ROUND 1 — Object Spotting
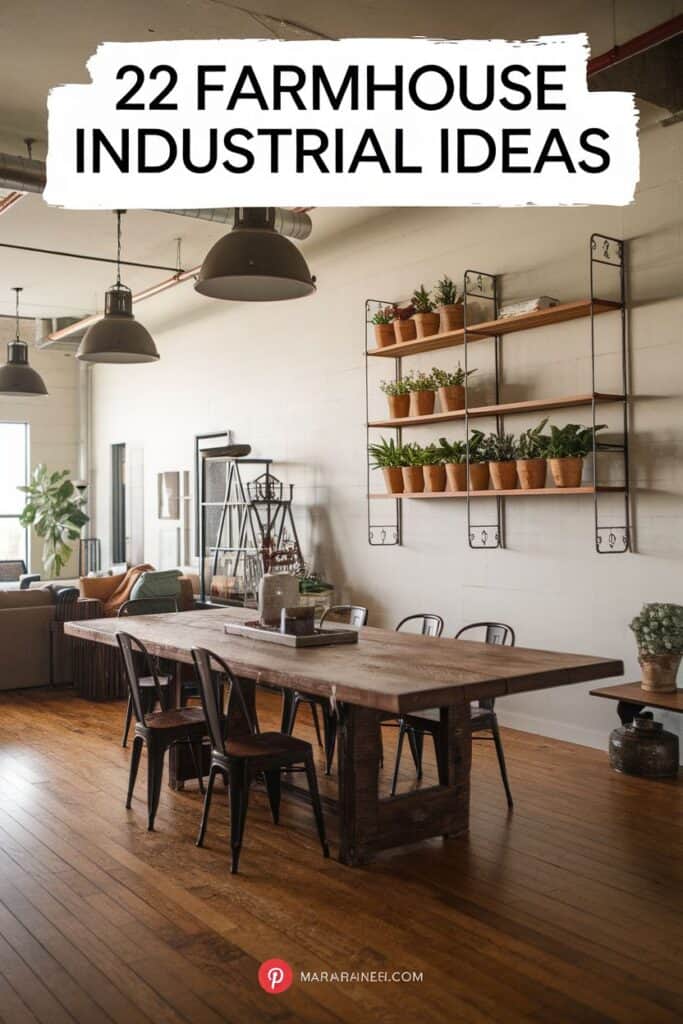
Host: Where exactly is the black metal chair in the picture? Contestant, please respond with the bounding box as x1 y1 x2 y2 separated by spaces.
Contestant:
119 596 180 747
392 622 516 806
118 632 207 831
383 614 445 793
192 646 329 873
282 605 369 775
0 559 27 583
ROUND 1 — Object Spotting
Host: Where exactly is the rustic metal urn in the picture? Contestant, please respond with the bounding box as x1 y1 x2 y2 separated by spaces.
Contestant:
608 713 679 777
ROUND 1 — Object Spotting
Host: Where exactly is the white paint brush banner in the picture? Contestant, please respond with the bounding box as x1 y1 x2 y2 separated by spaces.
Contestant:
45 35 639 209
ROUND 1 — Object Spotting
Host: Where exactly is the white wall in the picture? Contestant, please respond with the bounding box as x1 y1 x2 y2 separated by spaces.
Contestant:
90 102 683 751
0 320 81 577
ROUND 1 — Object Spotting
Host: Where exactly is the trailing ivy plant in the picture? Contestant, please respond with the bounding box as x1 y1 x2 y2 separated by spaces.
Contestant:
437 438 467 464
379 377 411 397
18 465 89 577
431 364 475 388
545 423 607 459
515 418 550 460
630 603 683 656
411 284 435 314
434 275 460 307
486 432 517 463
368 437 403 469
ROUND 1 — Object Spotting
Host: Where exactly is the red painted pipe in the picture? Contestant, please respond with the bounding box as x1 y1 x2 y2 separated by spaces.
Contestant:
588 14 683 76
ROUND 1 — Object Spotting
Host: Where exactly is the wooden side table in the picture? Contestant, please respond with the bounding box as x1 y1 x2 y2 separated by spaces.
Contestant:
590 681 683 724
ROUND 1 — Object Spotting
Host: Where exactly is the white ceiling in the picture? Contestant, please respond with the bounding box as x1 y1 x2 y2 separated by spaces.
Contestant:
0 0 677 321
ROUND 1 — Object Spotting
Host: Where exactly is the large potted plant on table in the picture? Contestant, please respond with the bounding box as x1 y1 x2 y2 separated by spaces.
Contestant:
515 418 549 489
545 423 606 488
434 275 464 333
368 437 404 495
630 603 683 693
18 465 89 577
411 285 440 339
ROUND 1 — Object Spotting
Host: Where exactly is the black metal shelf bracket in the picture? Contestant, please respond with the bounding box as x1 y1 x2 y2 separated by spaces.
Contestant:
366 299 402 546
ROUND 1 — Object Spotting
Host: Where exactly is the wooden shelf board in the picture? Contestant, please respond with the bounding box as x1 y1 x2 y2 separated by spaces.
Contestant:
368 392 625 429
367 300 622 358
369 486 625 500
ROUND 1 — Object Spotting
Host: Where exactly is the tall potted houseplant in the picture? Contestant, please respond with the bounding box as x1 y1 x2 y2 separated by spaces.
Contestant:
487 432 518 490
368 437 404 495
371 305 395 349
515 418 549 489
393 302 416 344
406 370 437 417
438 437 467 492
431 364 476 412
411 285 440 339
422 445 447 493
467 429 491 491
630 603 683 693
545 423 606 488
379 376 411 418
434 275 464 333
18 465 89 577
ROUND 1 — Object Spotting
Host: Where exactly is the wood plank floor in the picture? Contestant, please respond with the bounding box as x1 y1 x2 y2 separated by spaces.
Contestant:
0 687 681 1024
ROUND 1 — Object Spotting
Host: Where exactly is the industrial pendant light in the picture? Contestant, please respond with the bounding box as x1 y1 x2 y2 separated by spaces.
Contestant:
77 211 159 363
0 287 48 397
195 207 316 301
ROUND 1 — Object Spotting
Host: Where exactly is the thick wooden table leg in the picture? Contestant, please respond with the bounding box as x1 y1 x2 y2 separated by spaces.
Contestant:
338 699 471 866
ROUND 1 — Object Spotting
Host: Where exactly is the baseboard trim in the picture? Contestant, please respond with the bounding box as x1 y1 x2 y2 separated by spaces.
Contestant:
494 708 609 751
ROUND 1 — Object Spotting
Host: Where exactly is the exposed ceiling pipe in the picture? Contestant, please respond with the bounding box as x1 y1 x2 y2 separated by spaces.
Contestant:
0 151 312 238
0 191 25 216
587 13 682 75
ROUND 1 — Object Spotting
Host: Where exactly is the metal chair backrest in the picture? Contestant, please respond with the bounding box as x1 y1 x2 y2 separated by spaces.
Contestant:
0 559 26 582
117 631 167 727
191 647 257 755
118 597 179 617
320 604 369 628
396 613 444 637
455 621 515 709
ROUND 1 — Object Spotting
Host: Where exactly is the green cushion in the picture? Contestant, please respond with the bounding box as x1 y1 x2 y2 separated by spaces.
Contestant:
129 569 181 602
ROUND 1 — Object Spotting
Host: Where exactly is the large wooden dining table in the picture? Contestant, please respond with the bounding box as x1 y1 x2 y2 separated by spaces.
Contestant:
65 608 623 865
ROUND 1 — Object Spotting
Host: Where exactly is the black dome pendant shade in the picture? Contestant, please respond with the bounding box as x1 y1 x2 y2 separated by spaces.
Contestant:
77 211 159 364
0 287 48 397
195 208 316 301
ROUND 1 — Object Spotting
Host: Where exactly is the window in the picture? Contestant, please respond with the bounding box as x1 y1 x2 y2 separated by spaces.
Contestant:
0 422 29 565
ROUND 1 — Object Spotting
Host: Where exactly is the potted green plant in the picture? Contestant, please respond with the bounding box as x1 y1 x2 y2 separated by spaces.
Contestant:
438 437 467 491
630 603 683 693
392 302 417 344
368 437 404 495
431 364 476 412
411 285 440 339
18 465 89 577
371 305 395 349
406 370 437 417
486 432 518 490
379 376 411 418
399 442 426 493
515 418 550 489
545 423 606 487
434 275 464 333
467 429 491 491
422 445 447 493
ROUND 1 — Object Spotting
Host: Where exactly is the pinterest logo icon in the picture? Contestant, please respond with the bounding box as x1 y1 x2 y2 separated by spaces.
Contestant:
258 959 293 995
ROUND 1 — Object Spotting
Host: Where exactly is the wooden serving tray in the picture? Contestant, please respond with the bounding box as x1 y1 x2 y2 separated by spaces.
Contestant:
224 620 359 648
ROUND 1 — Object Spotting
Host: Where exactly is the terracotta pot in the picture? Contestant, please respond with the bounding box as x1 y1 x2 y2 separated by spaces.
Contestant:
516 458 547 490
469 463 490 492
394 318 417 344
373 323 395 349
387 393 410 419
439 304 465 333
423 465 446 492
549 456 584 488
382 467 404 495
638 653 681 693
438 384 465 412
409 390 436 417
445 463 467 492
412 312 440 339
401 466 425 493
489 461 518 491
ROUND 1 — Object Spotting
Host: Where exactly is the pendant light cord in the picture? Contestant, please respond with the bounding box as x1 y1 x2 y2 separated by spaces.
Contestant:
115 211 122 287
13 286 22 341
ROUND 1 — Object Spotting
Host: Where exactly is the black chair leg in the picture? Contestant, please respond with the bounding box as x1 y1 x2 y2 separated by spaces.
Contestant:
322 704 337 775
196 763 219 847
491 718 514 809
284 694 300 736
121 696 133 748
126 736 143 807
187 741 205 794
264 769 281 824
229 761 249 874
390 720 408 797
406 727 424 779
310 702 323 748
146 743 165 831
303 752 329 858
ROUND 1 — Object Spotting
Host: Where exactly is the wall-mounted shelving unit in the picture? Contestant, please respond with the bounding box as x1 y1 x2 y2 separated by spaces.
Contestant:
364 233 630 554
